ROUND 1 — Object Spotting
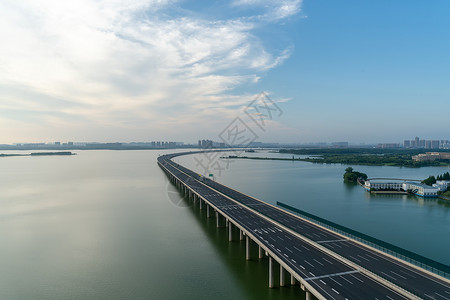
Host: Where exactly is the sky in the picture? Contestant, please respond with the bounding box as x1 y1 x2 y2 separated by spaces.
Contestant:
1 0 449 144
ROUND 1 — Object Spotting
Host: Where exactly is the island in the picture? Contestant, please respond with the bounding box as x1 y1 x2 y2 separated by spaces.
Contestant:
343 167 368 183
1 152 75 157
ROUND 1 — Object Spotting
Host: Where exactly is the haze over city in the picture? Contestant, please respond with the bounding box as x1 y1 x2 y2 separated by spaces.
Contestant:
1 0 449 144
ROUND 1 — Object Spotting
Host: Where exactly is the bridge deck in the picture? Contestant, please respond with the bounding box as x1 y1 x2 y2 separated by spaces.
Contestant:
158 152 450 299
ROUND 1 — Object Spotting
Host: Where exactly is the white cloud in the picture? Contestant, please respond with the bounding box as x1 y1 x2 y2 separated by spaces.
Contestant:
0 0 302 143
232 0 302 21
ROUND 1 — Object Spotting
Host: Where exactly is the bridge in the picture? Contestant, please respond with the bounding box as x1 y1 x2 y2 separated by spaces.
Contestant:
158 151 450 300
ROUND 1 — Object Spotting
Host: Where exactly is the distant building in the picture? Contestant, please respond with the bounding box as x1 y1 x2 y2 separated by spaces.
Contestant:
378 143 400 149
412 152 450 162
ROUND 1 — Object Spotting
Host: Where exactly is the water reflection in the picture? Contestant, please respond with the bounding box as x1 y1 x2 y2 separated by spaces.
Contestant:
364 191 450 208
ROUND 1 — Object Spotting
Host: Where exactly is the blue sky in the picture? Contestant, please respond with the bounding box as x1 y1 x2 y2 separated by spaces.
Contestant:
0 0 449 144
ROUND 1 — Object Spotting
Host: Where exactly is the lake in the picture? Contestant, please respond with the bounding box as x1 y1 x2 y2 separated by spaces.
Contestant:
0 149 448 299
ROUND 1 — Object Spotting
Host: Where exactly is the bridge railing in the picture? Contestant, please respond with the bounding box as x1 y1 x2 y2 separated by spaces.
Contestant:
277 201 450 280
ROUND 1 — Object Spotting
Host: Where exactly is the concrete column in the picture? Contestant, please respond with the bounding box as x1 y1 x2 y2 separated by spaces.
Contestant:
216 212 220 227
226 219 229 227
280 265 285 287
246 236 250 260
228 222 233 242
258 246 264 259
207 205 210 218
290 274 296 285
199 198 203 210
269 257 274 288
240 230 244 241
306 290 312 300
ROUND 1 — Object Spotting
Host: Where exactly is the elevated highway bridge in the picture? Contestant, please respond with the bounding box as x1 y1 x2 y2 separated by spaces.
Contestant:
158 151 450 299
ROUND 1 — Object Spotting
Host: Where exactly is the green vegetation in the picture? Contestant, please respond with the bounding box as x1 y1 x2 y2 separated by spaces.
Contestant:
343 167 368 183
422 172 450 186
422 176 437 186
279 148 450 168
437 172 450 181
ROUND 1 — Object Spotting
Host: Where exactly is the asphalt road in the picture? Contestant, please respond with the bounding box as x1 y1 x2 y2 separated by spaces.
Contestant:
158 154 418 299
161 152 450 300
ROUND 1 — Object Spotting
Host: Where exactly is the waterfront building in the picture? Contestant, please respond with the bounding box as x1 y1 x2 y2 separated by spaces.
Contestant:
364 180 439 197
433 181 450 192
404 182 439 198
364 181 403 191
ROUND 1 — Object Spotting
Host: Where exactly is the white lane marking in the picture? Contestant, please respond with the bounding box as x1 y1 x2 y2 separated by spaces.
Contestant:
301 245 310 251
386 296 394 300
331 288 340 294
365 253 379 261
286 248 293 253
435 292 450 300
313 259 324 266
349 255 361 263
340 275 353 285
390 271 407 280
304 260 315 268
322 258 333 264
319 279 327 285
299 265 305 270
357 254 370 262
293 246 302 252
399 269 415 278
309 272 315 277
380 272 397 281
329 277 343 287
349 241 449 289
309 279 337 300
349 274 364 283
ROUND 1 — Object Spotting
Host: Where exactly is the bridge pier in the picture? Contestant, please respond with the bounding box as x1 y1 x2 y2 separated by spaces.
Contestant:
240 230 244 241
305 290 312 300
246 236 251 260
226 219 229 227
290 274 296 285
228 222 233 241
280 265 285 287
258 246 264 259
216 211 220 227
199 198 203 210
269 257 274 288
207 204 210 218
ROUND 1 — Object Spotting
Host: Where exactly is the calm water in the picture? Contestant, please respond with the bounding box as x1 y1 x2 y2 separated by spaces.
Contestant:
175 150 450 266
0 150 304 300
1 150 449 299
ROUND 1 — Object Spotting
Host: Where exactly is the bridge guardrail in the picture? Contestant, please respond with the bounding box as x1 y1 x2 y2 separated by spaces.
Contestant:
277 201 450 280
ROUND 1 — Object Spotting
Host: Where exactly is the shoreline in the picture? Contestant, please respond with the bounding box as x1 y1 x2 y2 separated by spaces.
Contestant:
220 155 450 168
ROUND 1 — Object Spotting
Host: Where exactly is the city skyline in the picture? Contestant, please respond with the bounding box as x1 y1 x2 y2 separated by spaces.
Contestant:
1 0 450 144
